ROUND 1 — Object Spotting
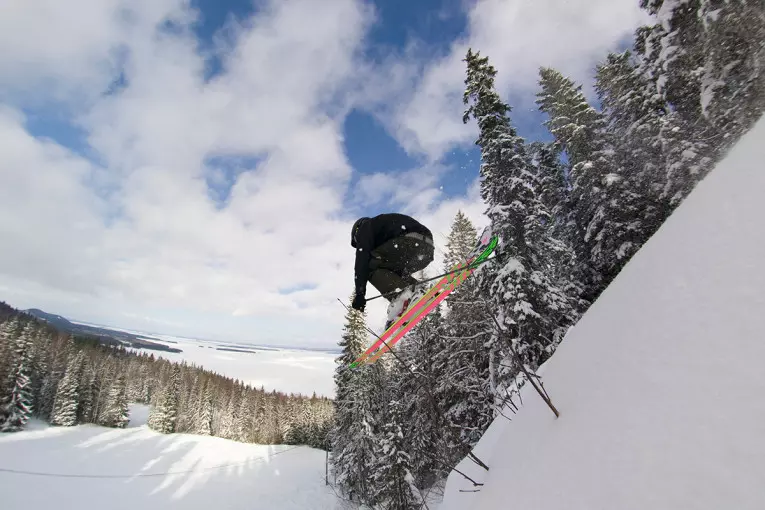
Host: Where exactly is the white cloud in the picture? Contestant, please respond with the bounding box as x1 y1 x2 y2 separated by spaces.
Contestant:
0 0 647 349
0 0 192 106
372 0 649 158
0 0 375 346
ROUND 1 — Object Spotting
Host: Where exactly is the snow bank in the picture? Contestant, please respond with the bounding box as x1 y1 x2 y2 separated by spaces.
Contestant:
441 118 765 509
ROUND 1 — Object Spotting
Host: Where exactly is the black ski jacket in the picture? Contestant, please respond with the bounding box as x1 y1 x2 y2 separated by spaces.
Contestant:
352 213 432 296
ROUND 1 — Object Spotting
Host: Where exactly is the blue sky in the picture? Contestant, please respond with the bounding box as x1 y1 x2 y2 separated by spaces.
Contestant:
0 0 646 346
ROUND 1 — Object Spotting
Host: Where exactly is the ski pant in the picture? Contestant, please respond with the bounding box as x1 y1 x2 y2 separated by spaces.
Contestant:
368 232 434 300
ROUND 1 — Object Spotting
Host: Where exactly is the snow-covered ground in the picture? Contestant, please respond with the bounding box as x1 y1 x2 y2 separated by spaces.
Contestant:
0 405 342 510
441 119 765 509
73 324 338 397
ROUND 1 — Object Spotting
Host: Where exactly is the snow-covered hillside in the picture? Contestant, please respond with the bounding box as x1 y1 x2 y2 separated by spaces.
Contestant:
0 405 339 510
441 119 765 509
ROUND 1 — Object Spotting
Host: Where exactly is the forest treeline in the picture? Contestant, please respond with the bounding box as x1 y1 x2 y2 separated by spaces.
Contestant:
330 2 764 508
0 302 333 448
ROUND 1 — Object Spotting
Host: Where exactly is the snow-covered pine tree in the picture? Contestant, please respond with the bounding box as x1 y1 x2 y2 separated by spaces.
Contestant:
27 325 50 411
1 364 32 432
196 377 214 436
254 391 275 443
698 0 765 151
590 50 681 287
0 317 23 428
528 142 567 233
536 67 605 168
535 68 604 247
174 370 196 433
36 337 69 420
369 399 421 509
443 211 478 270
78 364 97 424
236 386 255 443
527 140 586 311
396 308 451 487
331 302 378 503
463 49 575 374
536 66 635 299
100 371 129 428
0 318 13 391
148 364 180 434
219 381 241 440
50 349 85 427
1 321 34 432
640 0 706 131
435 212 495 458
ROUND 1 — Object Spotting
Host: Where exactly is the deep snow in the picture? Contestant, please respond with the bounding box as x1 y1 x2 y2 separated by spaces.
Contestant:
0 405 341 509
441 119 765 509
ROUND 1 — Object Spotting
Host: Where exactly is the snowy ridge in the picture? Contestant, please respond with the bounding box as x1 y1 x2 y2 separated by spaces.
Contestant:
441 118 765 509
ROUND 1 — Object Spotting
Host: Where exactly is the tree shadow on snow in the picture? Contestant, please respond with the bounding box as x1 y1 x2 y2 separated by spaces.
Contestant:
0 424 338 510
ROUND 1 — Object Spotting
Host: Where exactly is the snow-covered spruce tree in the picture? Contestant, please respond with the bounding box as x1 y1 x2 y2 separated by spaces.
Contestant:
50 350 85 427
99 371 129 428
236 386 256 443
77 364 97 424
36 336 69 420
196 377 214 436
528 142 567 233
444 210 479 269
587 51 678 287
536 66 638 299
635 0 764 167
1 321 34 432
535 67 605 251
463 49 576 373
148 365 180 434
527 141 587 311
629 22 713 211
27 326 50 411
435 212 495 456
369 399 421 509
396 308 452 487
224 381 243 440
0 318 23 428
1 364 32 432
253 391 274 443
0 317 14 387
331 303 378 503
640 0 706 130
698 0 765 151
536 67 605 168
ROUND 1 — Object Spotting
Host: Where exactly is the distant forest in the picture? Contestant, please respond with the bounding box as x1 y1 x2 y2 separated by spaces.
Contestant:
0 301 333 449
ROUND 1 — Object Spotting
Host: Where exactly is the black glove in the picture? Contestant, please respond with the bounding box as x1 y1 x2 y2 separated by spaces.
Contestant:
351 292 366 312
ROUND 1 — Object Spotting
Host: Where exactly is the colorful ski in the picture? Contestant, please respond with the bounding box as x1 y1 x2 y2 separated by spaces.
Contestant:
364 236 496 364
349 273 450 368
352 230 498 367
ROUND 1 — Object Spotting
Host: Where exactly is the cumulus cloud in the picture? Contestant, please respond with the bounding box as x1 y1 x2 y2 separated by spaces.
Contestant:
0 0 375 345
371 0 648 158
0 0 646 347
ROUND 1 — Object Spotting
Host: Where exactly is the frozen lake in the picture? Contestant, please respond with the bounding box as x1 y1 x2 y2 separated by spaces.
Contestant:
74 322 339 397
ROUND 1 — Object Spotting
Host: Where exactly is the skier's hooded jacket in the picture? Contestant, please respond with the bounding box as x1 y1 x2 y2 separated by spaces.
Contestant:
351 213 432 298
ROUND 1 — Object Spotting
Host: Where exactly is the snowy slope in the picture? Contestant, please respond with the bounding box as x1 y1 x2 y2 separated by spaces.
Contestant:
0 406 341 510
441 118 765 509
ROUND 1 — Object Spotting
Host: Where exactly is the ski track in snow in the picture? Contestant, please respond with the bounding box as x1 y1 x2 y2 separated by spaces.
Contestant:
0 414 342 510
441 119 765 509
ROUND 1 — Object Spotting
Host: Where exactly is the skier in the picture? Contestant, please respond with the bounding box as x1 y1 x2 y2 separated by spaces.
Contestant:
350 213 434 312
